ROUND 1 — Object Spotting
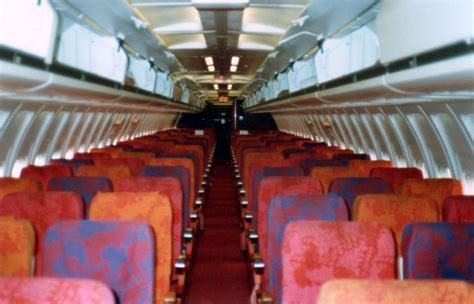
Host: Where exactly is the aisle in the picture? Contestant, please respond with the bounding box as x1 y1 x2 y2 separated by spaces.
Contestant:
186 160 251 303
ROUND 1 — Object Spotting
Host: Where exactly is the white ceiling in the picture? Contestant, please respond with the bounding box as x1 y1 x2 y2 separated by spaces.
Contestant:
130 0 309 102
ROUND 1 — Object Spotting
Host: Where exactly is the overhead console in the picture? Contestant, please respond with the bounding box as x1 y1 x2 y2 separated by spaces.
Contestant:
244 0 474 112
0 0 204 112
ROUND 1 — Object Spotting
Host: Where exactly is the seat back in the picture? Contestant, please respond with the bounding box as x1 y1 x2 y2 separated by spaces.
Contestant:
402 223 474 282
333 153 370 161
443 195 474 223
310 167 364 193
102 157 145 176
0 177 40 201
20 165 73 190
348 160 393 176
89 193 172 303
266 195 348 302
0 278 115 304
0 192 83 274
329 177 394 216
399 178 464 211
49 158 93 174
301 159 348 175
251 166 304 210
281 221 396 303
77 164 132 190
0 217 35 277
242 152 284 182
47 176 113 215
257 177 323 266
140 164 192 220
73 152 112 165
317 279 474 304
118 177 183 267
149 158 195 197
370 167 423 191
42 220 155 304
353 194 439 250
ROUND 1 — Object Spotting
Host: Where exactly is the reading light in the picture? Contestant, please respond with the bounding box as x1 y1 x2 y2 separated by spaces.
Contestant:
213 84 219 90
230 65 237 72
227 84 233 90
205 56 214 65
231 56 240 65
208 65 215 72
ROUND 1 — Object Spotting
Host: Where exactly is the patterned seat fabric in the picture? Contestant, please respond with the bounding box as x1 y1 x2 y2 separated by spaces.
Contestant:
281 221 396 303
47 176 113 216
0 177 40 201
399 178 464 212
287 153 319 166
73 152 112 165
256 177 323 269
281 148 309 159
443 195 474 223
300 159 348 175
149 158 196 197
49 158 93 174
20 165 73 190
42 220 155 304
317 279 474 304
118 176 183 269
89 193 172 304
242 152 284 182
266 195 349 303
101 157 145 176
370 167 423 191
118 151 157 164
0 278 115 304
0 192 84 274
329 177 394 216
77 164 132 190
402 223 474 282
353 194 439 250
140 165 191 221
302 142 327 148
251 166 304 210
348 160 393 176
0 217 35 277
310 167 363 193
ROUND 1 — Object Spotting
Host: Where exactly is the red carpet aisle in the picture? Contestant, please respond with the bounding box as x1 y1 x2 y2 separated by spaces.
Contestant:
186 161 251 303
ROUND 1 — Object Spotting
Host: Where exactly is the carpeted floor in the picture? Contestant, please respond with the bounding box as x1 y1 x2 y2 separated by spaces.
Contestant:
186 161 251 303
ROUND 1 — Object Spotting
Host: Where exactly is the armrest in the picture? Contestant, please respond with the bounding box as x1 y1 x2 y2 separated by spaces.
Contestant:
259 292 273 304
190 210 199 222
183 228 193 244
239 187 246 196
244 211 253 224
248 228 259 245
164 291 177 304
240 198 248 209
198 188 205 196
252 253 265 275
174 254 187 275
194 197 203 209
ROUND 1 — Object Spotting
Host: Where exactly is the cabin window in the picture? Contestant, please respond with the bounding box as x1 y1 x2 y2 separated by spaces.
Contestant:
0 0 55 59
127 55 156 92
17 110 54 165
0 110 34 177
373 112 406 168
56 16 127 83
315 23 379 84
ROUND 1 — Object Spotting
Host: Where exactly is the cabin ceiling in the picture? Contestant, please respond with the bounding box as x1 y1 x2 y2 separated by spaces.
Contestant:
129 0 309 102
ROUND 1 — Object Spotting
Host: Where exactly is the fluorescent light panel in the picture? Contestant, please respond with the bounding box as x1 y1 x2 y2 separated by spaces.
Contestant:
230 65 237 72
192 0 249 4
208 65 215 72
231 56 240 66
227 84 233 90
213 84 219 90
205 56 214 65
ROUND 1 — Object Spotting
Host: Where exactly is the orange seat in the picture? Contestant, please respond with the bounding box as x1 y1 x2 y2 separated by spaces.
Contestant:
0 178 40 201
89 192 172 304
242 152 284 182
0 217 35 277
149 158 195 205
317 279 474 304
20 165 73 190
310 166 363 193
90 146 125 158
77 164 132 190
398 178 464 212
353 194 439 251
118 177 183 270
118 151 157 164
370 167 423 191
74 152 112 165
349 159 393 176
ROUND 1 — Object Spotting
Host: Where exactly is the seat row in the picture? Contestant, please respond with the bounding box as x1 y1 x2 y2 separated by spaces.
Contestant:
0 128 216 304
230 130 473 303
